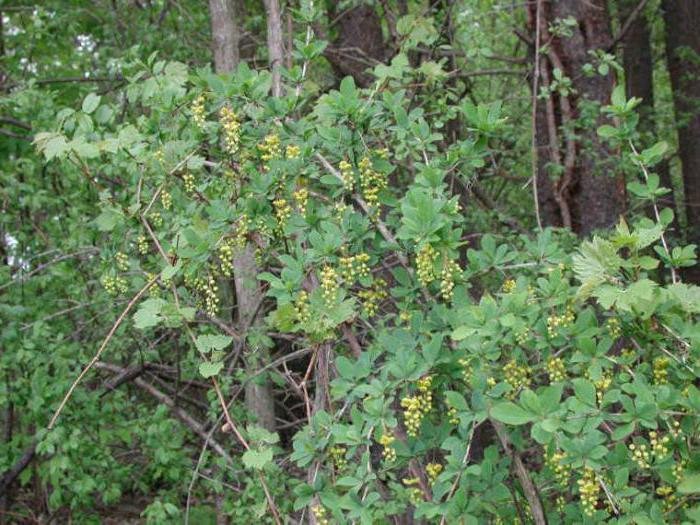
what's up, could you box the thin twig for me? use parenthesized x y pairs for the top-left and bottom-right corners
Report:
(48, 275), (159, 429)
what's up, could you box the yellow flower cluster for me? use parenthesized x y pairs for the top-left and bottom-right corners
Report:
(402, 477), (423, 505)
(286, 144), (301, 159)
(294, 290), (311, 324)
(137, 235), (149, 255)
(191, 94), (206, 129)
(502, 279), (516, 293)
(375, 147), (389, 159)
(102, 275), (128, 295)
(546, 451), (571, 486)
(293, 188), (308, 215)
(426, 462), (443, 484)
(339, 252), (370, 283)
(160, 190), (172, 210)
(401, 376), (433, 437)
(220, 106), (241, 155)
(416, 244), (437, 287)
(217, 240), (234, 277)
(546, 306), (575, 337)
(232, 214), (250, 250)
(653, 357), (670, 385)
(515, 328), (530, 345)
(440, 259), (461, 302)
(146, 272), (161, 298)
(311, 505), (329, 525)
(656, 485), (677, 512)
(458, 357), (473, 382)
(504, 360), (530, 395)
(577, 468), (599, 517)
(154, 149), (165, 165)
(378, 433), (396, 462)
(180, 172), (195, 194)
(546, 357), (566, 383)
(669, 420), (681, 439)
(115, 251), (129, 272)
(448, 406), (459, 425)
(649, 431), (670, 458)
(149, 211), (163, 228)
(606, 317), (622, 338)
(629, 442), (650, 468)
(358, 279), (387, 317)
(320, 266), (339, 308)
(204, 275), (220, 317)
(592, 372), (612, 404)
(258, 133), (281, 167)
(339, 160), (354, 191)
(329, 445), (347, 470)
(273, 198), (291, 230)
(673, 461), (685, 483)
(358, 156), (386, 211)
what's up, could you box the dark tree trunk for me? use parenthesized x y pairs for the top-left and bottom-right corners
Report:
(663, 0), (700, 282)
(529, 0), (625, 235)
(619, 0), (677, 227)
(325, 5), (388, 87)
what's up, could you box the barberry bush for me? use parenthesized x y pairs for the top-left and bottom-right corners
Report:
(25, 49), (700, 523)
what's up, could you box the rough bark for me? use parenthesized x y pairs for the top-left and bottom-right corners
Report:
(208, 0), (241, 73)
(619, 0), (676, 225)
(529, 0), (625, 235)
(663, 0), (700, 281)
(264, 0), (284, 97)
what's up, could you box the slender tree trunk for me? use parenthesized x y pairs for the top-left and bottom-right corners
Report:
(208, 0), (277, 432)
(209, 0), (241, 73)
(529, 0), (625, 235)
(264, 0), (284, 97)
(619, 0), (677, 226)
(663, 0), (700, 282)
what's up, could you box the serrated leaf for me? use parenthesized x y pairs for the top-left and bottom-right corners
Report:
(195, 335), (233, 353)
(198, 360), (224, 378)
(242, 448), (273, 470)
(133, 298), (166, 329)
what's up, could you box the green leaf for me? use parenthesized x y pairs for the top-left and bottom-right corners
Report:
(133, 298), (166, 329)
(572, 378), (596, 406)
(242, 448), (273, 470)
(678, 474), (700, 494)
(82, 93), (101, 114)
(195, 335), (233, 353)
(198, 361), (224, 378)
(491, 402), (536, 426)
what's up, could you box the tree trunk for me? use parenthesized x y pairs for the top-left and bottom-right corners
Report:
(208, 0), (277, 432)
(264, 0), (284, 97)
(208, 0), (241, 73)
(529, 0), (625, 235)
(324, 5), (387, 87)
(663, 0), (700, 282)
(619, 0), (677, 226)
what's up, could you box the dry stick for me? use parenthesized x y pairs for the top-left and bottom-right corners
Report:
(491, 419), (548, 525)
(530, 0), (543, 230)
(211, 378), (282, 525)
(294, 0), (314, 97)
(47, 275), (159, 429)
